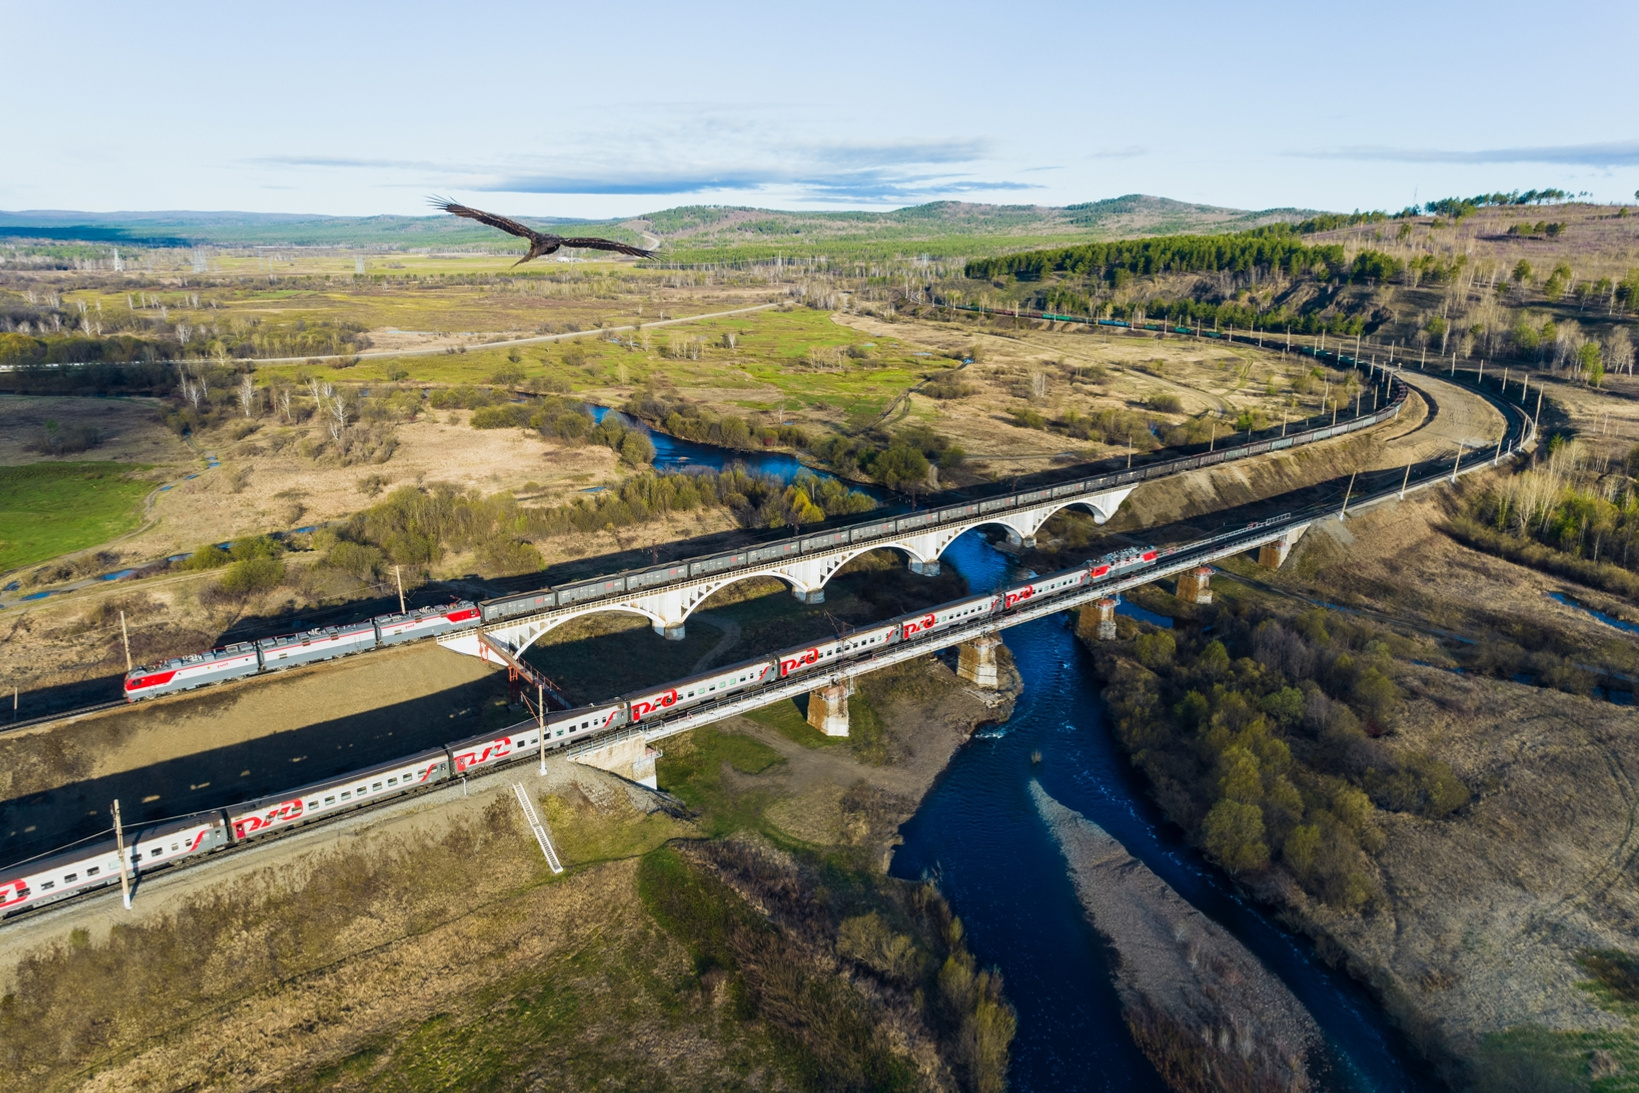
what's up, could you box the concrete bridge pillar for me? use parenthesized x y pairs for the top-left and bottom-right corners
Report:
(792, 588), (825, 605)
(806, 680), (852, 736)
(909, 559), (941, 577)
(957, 634), (1003, 688)
(1093, 598), (1118, 640)
(653, 621), (686, 641)
(1258, 525), (1309, 570)
(1177, 566), (1213, 605)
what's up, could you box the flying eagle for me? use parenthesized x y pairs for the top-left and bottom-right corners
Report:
(429, 197), (655, 263)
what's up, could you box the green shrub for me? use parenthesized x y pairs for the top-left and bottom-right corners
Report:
(327, 540), (386, 580)
(217, 556), (285, 595)
(179, 544), (231, 571)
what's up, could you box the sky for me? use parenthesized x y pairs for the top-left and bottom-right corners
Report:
(9, 0), (1639, 220)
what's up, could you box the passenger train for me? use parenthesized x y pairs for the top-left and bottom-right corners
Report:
(123, 603), (484, 700)
(12, 542), (1171, 919)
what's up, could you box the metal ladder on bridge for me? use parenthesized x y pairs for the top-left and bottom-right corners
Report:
(512, 782), (564, 874)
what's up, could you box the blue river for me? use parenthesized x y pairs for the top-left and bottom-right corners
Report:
(891, 529), (1441, 1092)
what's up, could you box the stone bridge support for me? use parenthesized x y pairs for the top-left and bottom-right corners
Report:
(1091, 598), (1118, 640)
(806, 679), (853, 737)
(1176, 567), (1213, 605)
(957, 634), (1003, 688)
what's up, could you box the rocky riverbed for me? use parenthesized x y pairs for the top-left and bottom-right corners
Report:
(1033, 782), (1322, 1093)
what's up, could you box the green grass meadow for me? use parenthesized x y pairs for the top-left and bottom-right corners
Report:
(0, 462), (153, 573)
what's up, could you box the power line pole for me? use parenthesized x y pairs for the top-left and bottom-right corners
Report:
(119, 610), (132, 674)
(394, 565), (406, 615)
(112, 799), (132, 909)
(1399, 458), (1413, 500)
(537, 682), (547, 775)
(1339, 470), (1358, 520)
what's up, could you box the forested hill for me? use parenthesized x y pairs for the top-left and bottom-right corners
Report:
(0, 195), (1315, 257)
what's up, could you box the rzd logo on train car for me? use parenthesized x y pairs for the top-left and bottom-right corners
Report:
(901, 613), (937, 640)
(452, 737), (515, 772)
(0, 880), (30, 908)
(780, 648), (821, 676)
(1004, 585), (1037, 609)
(235, 799), (303, 838)
(629, 690), (679, 721)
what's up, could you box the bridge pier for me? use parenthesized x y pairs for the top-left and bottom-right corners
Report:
(806, 680), (852, 737)
(909, 559), (941, 577)
(957, 634), (1003, 688)
(792, 587), (825, 605)
(1176, 566), (1213, 605)
(653, 621), (686, 641)
(1092, 598), (1118, 640)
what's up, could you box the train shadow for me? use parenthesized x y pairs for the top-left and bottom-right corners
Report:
(0, 671), (512, 868)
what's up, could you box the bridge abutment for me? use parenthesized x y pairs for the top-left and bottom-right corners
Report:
(572, 733), (661, 789)
(806, 680), (852, 736)
(1258, 525), (1310, 570)
(957, 634), (1003, 688)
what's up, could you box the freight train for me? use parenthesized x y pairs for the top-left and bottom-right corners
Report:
(13, 544), (1168, 919)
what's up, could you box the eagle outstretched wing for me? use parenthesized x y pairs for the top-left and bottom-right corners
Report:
(429, 197), (655, 261)
(429, 197), (542, 242)
(559, 236), (656, 258)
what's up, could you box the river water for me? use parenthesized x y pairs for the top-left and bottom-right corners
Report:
(890, 529), (1442, 1093)
(586, 404), (831, 484)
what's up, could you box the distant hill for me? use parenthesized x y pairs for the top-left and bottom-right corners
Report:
(0, 196), (1320, 259)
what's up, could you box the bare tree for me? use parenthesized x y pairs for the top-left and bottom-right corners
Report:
(1607, 327), (1635, 377)
(237, 374), (257, 417)
(324, 384), (350, 441)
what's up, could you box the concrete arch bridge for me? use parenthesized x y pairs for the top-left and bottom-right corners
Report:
(443, 481), (1137, 654)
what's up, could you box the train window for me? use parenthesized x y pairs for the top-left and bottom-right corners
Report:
(151, 849), (163, 858)
(387, 777), (398, 786)
(64, 873), (77, 882)
(40, 880), (54, 891)
(340, 791), (352, 800)
(372, 782), (383, 791)
(87, 866), (100, 876)
(324, 795), (336, 805)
